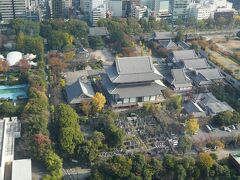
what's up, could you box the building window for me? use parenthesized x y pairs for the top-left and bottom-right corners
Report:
(123, 98), (129, 104)
(150, 96), (156, 101)
(130, 97), (136, 103)
(143, 96), (150, 102)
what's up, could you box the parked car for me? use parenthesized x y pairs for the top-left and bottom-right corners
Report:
(209, 125), (216, 131)
(206, 125), (212, 132)
(230, 125), (236, 130)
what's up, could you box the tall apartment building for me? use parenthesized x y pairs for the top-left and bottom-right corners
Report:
(170, 0), (190, 20)
(0, 0), (27, 22)
(62, 0), (73, 17)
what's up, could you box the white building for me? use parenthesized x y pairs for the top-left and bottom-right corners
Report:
(190, 0), (235, 20)
(91, 3), (107, 26)
(0, 0), (27, 22)
(132, 5), (147, 19)
(0, 117), (21, 180)
(12, 159), (32, 180)
(81, 0), (106, 26)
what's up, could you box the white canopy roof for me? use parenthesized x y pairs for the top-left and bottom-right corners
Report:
(6, 51), (22, 66)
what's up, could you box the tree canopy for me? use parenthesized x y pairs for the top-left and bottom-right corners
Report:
(55, 104), (84, 156)
(186, 118), (199, 135)
(92, 92), (106, 112)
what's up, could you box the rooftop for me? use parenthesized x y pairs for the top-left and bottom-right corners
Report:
(169, 69), (192, 87)
(159, 40), (178, 49)
(66, 80), (95, 104)
(193, 68), (223, 85)
(105, 56), (163, 83)
(172, 50), (198, 61)
(89, 27), (109, 36)
(195, 68), (223, 80)
(102, 74), (166, 98)
(196, 93), (234, 115)
(182, 58), (210, 70)
(152, 31), (174, 40)
(12, 159), (32, 180)
(65, 69), (105, 86)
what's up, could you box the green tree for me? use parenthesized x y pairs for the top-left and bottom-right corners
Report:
(167, 95), (182, 113)
(175, 30), (185, 41)
(0, 101), (17, 116)
(55, 104), (84, 156)
(178, 135), (192, 154)
(16, 31), (25, 51)
(44, 150), (63, 179)
(89, 36), (105, 50)
(106, 156), (133, 178)
(132, 154), (145, 176)
(174, 164), (186, 180)
(48, 30), (73, 50)
(59, 127), (83, 155)
(212, 111), (238, 126)
(163, 154), (177, 169)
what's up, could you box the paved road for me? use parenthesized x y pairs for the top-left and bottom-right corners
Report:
(192, 127), (240, 144)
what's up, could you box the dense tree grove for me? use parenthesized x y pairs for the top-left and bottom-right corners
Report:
(95, 110), (124, 148)
(91, 153), (239, 180)
(55, 104), (84, 156)
(16, 31), (44, 60)
(8, 21), (65, 179)
(40, 19), (89, 48)
(10, 19), (40, 35)
(212, 111), (240, 126)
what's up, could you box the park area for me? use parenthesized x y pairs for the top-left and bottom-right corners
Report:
(208, 50), (240, 80)
(216, 39), (240, 53)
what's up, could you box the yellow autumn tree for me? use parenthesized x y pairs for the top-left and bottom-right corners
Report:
(92, 92), (106, 112)
(186, 118), (199, 135)
(198, 152), (215, 168)
(234, 15), (240, 25)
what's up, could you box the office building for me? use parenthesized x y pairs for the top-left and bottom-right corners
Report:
(0, 0), (27, 22)
(81, 0), (106, 26)
(132, 5), (147, 19)
(63, 0), (73, 17)
(170, 0), (190, 20)
(91, 3), (106, 26)
(151, 0), (170, 15)
(108, 0), (122, 17)
(52, 0), (63, 18)
(190, 0), (235, 20)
